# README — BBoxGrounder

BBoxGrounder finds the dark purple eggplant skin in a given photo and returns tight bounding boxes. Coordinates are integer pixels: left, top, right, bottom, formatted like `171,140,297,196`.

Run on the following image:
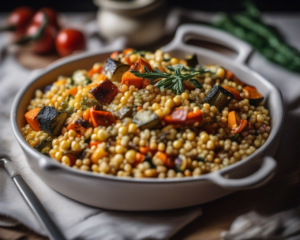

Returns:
90,80,118,104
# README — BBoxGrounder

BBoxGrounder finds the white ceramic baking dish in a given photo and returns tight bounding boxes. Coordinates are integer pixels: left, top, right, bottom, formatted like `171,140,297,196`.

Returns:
11,24,284,211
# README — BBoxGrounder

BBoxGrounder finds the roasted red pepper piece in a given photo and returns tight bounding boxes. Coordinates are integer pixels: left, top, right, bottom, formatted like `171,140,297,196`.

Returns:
164,109,202,125
66,117,89,135
90,79,118,104
90,107,116,127
131,58,152,73
222,85,242,100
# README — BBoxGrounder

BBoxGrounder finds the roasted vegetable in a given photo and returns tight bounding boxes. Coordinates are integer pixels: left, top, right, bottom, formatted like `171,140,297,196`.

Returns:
89,80,118,104
228,111,247,133
80,97,101,111
185,54,198,67
66,116,90,135
34,137,52,155
164,109,203,125
103,58,130,82
71,70,91,86
58,95,75,116
90,107,116,127
132,110,159,130
37,106,68,136
204,86,234,111
242,86,264,105
152,151,167,166
118,106,133,119
25,108,41,131
121,71,144,89
222,85,242,100
87,63,103,78
131,58,152,73
68,87,78,97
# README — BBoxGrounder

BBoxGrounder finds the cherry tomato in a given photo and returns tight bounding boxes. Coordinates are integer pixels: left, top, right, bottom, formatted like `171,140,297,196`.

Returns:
32,7,60,30
26,24,56,54
55,29,86,57
7,6,34,34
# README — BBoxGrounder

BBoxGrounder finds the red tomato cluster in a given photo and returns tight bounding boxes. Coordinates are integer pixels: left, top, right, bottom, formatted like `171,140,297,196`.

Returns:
1,7,86,56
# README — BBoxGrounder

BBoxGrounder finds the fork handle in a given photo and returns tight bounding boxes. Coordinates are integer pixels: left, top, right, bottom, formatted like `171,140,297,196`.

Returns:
13,175,66,240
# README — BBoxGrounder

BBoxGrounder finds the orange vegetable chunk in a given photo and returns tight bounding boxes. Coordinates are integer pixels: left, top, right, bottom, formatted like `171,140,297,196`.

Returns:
25,108,41,131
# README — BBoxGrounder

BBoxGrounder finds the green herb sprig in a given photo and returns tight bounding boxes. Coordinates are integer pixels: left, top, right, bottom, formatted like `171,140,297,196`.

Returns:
130,65,207,94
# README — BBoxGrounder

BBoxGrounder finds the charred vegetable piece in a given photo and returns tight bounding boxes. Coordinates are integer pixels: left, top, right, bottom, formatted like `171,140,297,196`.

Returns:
228,111,248,133
204,86,234,111
80,97,101,111
121,71,144,89
131,58,152,73
185,54,198,67
103,58,130,82
37,106,68,136
59,95,75,116
118,106,133,119
222,85,242,100
164,109,203,125
25,108,41,131
242,86,264,105
71,70,91,86
175,157,187,172
66,116,90,135
132,110,159,130
34,137,52,155
90,107,116,127
89,80,118,104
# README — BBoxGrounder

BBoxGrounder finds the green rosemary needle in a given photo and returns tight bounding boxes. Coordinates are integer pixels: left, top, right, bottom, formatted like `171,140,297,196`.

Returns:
130,65,205,94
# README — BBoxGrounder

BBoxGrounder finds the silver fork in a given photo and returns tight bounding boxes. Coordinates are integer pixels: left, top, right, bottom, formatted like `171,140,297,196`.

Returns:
0,154,66,240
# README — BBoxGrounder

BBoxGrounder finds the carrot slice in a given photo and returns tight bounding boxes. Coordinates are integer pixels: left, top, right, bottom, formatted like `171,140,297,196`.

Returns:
83,108,90,121
87,66,102,78
222,86,242,100
121,71,144,89
124,56,132,65
234,119,248,133
25,108,41,131
228,111,240,130
68,87,78,97
243,86,263,99
90,107,116,127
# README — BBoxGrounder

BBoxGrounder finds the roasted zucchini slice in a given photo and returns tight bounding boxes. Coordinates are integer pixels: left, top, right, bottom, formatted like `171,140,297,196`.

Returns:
118,106,133,119
204,86,234,111
103,58,130,82
132,110,159,130
242,86,264,106
37,106,68,136
34,137,52,155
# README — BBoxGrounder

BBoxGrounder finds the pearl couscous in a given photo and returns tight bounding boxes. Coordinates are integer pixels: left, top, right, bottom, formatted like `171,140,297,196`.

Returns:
22,48,271,178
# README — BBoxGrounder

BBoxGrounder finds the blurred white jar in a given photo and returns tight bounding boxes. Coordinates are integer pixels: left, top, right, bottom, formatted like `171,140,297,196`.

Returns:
94,0,166,46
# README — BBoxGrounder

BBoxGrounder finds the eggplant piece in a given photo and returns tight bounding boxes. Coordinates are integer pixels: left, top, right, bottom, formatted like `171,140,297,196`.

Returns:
103,58,130,82
71,70,91,86
37,106,68,136
204,86,234,111
34,137,52,155
132,110,159,130
80,97,101,111
185,54,198,67
89,80,118,105
118,106,133,119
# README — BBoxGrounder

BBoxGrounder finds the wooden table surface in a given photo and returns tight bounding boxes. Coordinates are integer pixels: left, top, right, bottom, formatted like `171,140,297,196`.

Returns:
1,13,300,240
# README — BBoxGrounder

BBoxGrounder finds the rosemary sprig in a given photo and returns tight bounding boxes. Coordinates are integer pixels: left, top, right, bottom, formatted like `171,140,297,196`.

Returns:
130,65,205,94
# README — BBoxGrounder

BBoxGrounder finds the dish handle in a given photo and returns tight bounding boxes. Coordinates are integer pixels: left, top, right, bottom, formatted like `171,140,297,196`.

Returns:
162,24,253,64
207,156,277,190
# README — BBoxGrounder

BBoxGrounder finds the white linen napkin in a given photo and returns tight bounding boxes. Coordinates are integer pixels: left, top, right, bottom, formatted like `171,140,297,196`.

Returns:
0,13,202,240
